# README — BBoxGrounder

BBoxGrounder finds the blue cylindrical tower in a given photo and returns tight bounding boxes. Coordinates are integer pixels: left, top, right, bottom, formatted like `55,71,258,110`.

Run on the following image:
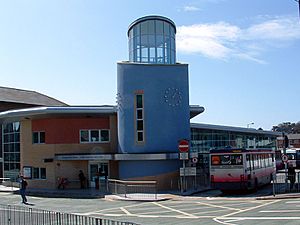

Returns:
117,16,190,180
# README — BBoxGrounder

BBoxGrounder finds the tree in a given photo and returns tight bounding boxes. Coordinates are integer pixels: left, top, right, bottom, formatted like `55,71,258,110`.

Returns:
272,122,300,134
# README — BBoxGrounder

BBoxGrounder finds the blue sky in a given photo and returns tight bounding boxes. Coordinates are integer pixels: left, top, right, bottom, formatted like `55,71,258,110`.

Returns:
0,0,299,130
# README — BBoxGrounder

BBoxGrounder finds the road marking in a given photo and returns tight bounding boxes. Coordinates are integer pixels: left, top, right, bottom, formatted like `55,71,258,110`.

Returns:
152,202,197,218
196,201,241,211
93,211,216,219
193,208,234,215
120,207,133,215
219,217,300,220
213,200,280,225
286,201,300,204
213,218,237,225
219,200,279,218
260,210,300,213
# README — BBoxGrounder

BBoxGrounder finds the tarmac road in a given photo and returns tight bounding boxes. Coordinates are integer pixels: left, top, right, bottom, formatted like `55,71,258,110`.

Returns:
1,185,300,225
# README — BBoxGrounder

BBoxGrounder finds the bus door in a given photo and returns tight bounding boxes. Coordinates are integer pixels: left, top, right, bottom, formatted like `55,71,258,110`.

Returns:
246,154,254,182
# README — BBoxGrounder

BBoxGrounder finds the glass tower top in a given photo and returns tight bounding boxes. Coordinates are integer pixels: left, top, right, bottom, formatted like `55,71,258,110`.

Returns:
128,16,176,64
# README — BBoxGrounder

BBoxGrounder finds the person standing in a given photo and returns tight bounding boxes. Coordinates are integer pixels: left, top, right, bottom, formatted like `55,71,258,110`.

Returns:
288,164,296,190
78,170,86,189
19,176,28,204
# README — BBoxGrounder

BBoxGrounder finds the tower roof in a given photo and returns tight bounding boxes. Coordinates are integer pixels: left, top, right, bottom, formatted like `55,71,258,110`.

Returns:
128,15,176,36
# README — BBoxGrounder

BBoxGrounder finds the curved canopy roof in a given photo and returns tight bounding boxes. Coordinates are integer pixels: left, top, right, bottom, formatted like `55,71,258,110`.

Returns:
0,105,204,123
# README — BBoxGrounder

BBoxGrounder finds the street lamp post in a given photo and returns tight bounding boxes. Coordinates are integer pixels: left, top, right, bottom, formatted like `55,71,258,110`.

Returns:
247,122,254,128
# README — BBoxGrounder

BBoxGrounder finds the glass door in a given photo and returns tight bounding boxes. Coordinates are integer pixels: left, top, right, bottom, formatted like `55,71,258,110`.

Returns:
89,162,108,188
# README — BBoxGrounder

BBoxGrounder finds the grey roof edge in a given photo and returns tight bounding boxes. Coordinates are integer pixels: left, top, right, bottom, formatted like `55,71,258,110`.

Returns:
117,61,188,66
54,153,179,161
0,106,117,122
190,123,281,136
190,105,205,119
30,90,68,106
0,86,68,106
128,15,176,36
0,105,204,122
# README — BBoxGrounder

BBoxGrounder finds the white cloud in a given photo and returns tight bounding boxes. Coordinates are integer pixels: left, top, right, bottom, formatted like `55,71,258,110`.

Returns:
183,6,201,12
244,17,300,41
176,16,300,63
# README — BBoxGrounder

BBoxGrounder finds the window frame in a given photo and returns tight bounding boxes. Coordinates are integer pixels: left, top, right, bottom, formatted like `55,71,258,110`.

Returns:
135,93,145,144
32,167,46,180
32,131,45,144
79,129,110,143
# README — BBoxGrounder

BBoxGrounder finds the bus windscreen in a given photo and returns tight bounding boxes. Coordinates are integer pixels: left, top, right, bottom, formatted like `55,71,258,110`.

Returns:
211,154,243,165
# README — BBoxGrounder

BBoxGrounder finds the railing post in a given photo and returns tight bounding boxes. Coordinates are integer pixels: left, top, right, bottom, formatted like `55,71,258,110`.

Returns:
297,172,300,192
155,182,157,200
272,173,276,197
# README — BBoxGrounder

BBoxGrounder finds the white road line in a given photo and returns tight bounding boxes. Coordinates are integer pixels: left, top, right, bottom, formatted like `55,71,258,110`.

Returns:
219,217,300,220
196,201,241,211
260,210,300,213
138,210,176,215
86,201,150,213
213,217,237,225
286,201,300,204
219,199,279,218
193,208,234,215
120,207,132,215
152,202,197,218
93,212,217,219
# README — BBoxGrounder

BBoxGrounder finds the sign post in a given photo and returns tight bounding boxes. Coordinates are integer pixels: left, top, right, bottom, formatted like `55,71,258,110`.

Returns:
282,154,289,190
179,139,189,193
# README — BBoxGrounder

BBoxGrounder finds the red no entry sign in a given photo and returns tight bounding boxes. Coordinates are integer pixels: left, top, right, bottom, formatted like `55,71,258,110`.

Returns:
178,140,189,153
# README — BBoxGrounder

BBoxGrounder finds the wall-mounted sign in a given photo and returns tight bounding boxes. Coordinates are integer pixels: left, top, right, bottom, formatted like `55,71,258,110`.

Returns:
23,166,32,179
180,167,196,176
179,152,189,160
178,139,189,153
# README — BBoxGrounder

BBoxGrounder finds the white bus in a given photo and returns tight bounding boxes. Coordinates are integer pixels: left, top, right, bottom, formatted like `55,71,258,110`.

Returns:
210,148,275,191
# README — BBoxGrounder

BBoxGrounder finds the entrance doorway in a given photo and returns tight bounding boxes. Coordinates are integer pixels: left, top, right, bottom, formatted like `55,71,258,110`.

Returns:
89,162,108,188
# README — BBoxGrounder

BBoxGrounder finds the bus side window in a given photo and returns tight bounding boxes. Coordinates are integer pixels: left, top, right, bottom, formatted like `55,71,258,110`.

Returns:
263,154,266,168
246,154,251,171
253,154,258,169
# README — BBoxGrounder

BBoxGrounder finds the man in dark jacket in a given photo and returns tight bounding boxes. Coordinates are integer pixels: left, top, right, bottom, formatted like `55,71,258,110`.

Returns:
19,176,28,204
288,164,296,190
78,170,86,189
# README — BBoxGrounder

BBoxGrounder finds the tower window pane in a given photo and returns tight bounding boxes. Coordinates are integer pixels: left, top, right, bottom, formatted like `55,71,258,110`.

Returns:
137,132,144,142
137,121,144,131
141,21,148,35
136,95,143,108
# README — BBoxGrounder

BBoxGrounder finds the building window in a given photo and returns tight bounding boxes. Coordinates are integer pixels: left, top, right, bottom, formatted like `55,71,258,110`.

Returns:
80,130,110,143
2,122,21,181
128,19,176,64
135,93,144,143
33,167,46,179
32,131,45,144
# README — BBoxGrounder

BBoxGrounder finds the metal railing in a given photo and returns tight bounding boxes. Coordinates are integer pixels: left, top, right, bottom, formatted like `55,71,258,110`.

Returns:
108,179,157,200
0,204,139,225
273,171,300,195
